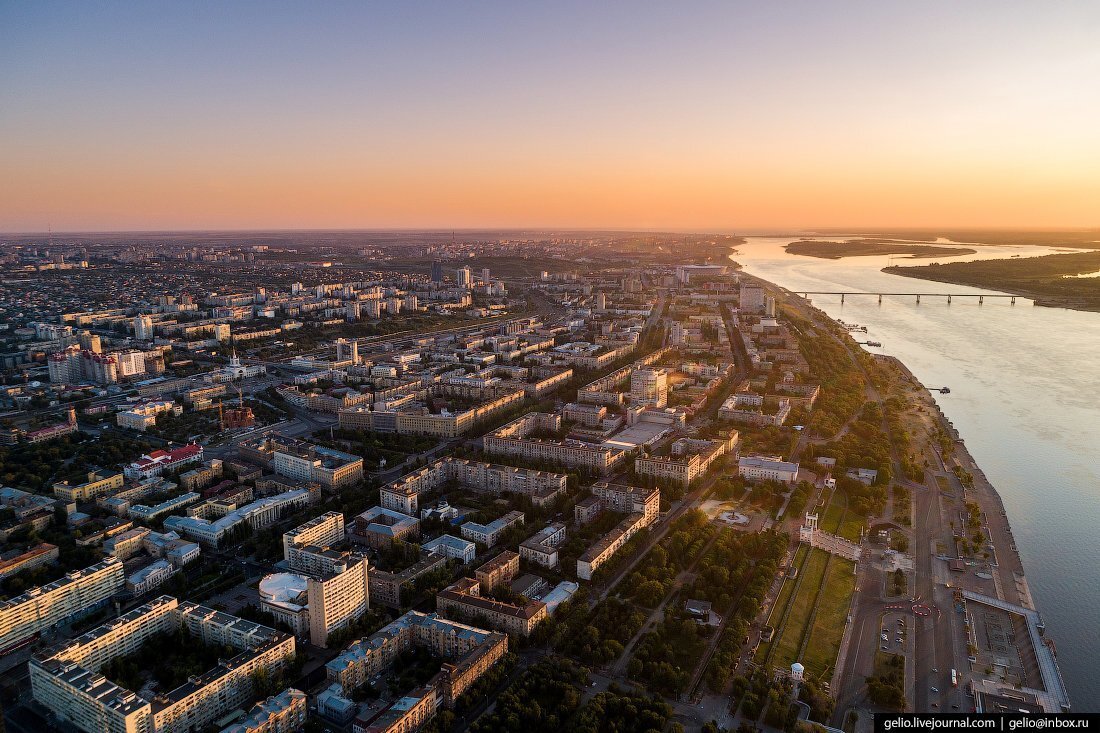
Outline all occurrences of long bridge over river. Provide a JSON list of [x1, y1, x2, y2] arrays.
[[795, 291, 1022, 305]]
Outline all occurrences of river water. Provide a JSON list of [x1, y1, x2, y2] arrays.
[[731, 237, 1100, 710]]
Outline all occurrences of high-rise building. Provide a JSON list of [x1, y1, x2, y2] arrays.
[[481, 267, 491, 283], [431, 260, 444, 283], [739, 284, 766, 314], [630, 368, 668, 408], [335, 338, 359, 365], [134, 315, 154, 341], [214, 323, 232, 342], [78, 331, 101, 353], [595, 293, 607, 310], [346, 301, 361, 321], [457, 266, 472, 289], [115, 350, 146, 378]]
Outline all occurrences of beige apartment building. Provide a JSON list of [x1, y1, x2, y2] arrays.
[[30, 596, 295, 733], [0, 557, 125, 652]]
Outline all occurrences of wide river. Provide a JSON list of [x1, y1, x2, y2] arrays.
[[731, 236, 1100, 710]]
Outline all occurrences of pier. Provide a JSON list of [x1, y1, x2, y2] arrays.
[[796, 291, 1019, 305]]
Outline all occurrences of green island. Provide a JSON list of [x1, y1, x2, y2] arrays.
[[785, 239, 975, 260], [817, 228, 1100, 248], [885, 249, 1100, 312]]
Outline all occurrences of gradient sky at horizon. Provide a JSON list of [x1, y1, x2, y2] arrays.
[[2, 1, 1099, 232]]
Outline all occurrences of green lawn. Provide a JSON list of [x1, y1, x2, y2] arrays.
[[801, 557, 857, 679], [755, 546, 808, 661], [820, 488, 865, 542], [770, 549, 829, 667]]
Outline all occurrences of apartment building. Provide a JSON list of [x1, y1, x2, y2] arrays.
[[222, 688, 307, 733], [368, 554, 449, 610], [52, 471, 125, 502], [591, 482, 660, 524], [436, 577, 547, 637], [269, 438, 364, 489], [483, 412, 626, 473], [380, 457, 567, 517], [575, 483, 660, 581], [635, 432, 739, 488], [460, 511, 525, 548], [351, 507, 421, 550], [421, 535, 476, 565], [474, 551, 519, 593], [178, 460, 224, 492], [326, 611, 507, 703], [0, 557, 125, 652], [30, 596, 295, 733], [0, 543, 59, 581], [259, 553, 370, 647], [103, 528, 152, 560], [630, 367, 668, 408], [519, 523, 566, 568], [283, 511, 345, 569], [718, 395, 791, 427]]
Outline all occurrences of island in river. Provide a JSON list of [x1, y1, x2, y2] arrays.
[[785, 238, 975, 260], [885, 249, 1100, 312]]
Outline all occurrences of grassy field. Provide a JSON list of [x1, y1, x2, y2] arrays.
[[754, 545, 808, 662], [821, 490, 865, 542], [770, 549, 830, 667], [801, 557, 857, 678]]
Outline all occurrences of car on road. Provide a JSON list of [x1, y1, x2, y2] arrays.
[[881, 645, 889, 651], [931, 686, 939, 693], [881, 633, 889, 641]]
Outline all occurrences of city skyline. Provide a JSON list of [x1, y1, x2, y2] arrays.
[[3, 1, 1100, 232]]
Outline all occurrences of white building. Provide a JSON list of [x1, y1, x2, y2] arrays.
[[738, 456, 799, 484]]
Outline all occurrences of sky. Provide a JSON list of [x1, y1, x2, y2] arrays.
[[2, 1, 1099, 233]]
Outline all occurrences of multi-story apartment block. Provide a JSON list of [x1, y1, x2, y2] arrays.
[[576, 483, 660, 581], [116, 399, 182, 431], [178, 459, 224, 492], [630, 367, 668, 408], [283, 511, 345, 567], [483, 412, 626, 473], [718, 395, 791, 427], [0, 543, 59, 581], [367, 553, 449, 610], [0, 557, 125, 655], [436, 577, 547, 637], [337, 384, 524, 438], [326, 611, 507, 705], [474, 551, 519, 593], [350, 507, 420, 550], [421, 535, 476, 565], [53, 470, 125, 502], [380, 458, 567, 516], [266, 438, 363, 489], [591, 482, 660, 523], [103, 528, 152, 560], [635, 432, 739, 488], [460, 511, 525, 548], [222, 688, 307, 733], [30, 596, 295, 733], [519, 522, 566, 568]]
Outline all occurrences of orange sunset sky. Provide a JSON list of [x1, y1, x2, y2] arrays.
[[2, 2, 1099, 232]]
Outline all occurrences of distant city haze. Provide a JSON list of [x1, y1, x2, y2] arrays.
[[2, 1, 1099, 231]]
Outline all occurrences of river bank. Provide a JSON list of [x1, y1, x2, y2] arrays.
[[884, 250, 1100, 313]]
